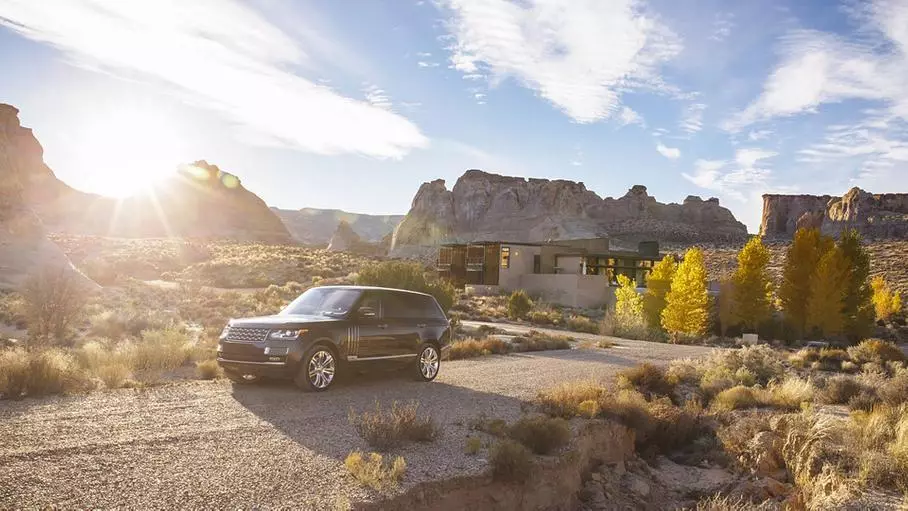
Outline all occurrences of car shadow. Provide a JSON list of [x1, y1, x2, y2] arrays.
[[228, 368, 529, 463]]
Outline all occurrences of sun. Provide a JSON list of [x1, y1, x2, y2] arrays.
[[67, 106, 189, 198]]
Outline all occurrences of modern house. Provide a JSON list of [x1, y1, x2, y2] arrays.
[[437, 237, 663, 308]]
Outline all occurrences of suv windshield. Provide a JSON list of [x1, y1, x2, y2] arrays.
[[280, 288, 362, 317]]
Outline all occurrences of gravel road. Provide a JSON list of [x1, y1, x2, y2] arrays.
[[0, 325, 715, 510]]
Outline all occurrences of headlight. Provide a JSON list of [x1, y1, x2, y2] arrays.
[[219, 325, 230, 339], [269, 329, 308, 340]]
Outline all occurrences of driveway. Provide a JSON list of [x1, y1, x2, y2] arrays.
[[0, 333, 715, 510]]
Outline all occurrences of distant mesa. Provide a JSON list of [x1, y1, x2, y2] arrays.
[[761, 188, 908, 239], [274, 207, 404, 245], [391, 169, 748, 253]]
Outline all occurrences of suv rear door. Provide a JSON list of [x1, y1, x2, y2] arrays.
[[380, 290, 424, 357]]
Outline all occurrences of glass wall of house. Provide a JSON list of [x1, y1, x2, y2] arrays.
[[582, 256, 656, 286]]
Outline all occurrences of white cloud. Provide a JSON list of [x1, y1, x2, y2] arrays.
[[683, 148, 778, 200], [656, 143, 681, 159], [748, 129, 773, 141], [651, 128, 668, 137], [0, 0, 427, 158], [618, 106, 645, 127], [416, 51, 433, 57], [726, 0, 908, 131], [679, 103, 706, 134], [439, 0, 682, 123], [710, 13, 734, 42], [364, 84, 392, 110], [417, 61, 440, 68]]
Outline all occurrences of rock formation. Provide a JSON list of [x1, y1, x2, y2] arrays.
[[762, 188, 908, 239], [274, 207, 403, 245], [0, 103, 290, 242], [391, 170, 748, 252], [0, 104, 94, 289], [326, 221, 362, 252]]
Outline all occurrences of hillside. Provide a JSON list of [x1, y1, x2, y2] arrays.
[[273, 207, 403, 245], [392, 170, 748, 253]]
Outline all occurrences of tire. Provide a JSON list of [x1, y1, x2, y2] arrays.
[[294, 345, 338, 392], [413, 343, 441, 382]]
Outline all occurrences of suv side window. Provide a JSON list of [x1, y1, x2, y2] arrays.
[[419, 295, 445, 320], [357, 292, 381, 319], [382, 292, 419, 320]]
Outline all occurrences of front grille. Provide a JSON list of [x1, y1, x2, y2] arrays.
[[220, 342, 267, 362], [226, 327, 269, 342]]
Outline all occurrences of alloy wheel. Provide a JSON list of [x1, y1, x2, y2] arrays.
[[419, 346, 439, 379], [308, 350, 335, 389]]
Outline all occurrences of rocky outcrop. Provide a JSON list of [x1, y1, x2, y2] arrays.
[[0, 104, 93, 289], [274, 207, 403, 245], [762, 188, 908, 239], [326, 221, 362, 252], [1, 104, 290, 242], [391, 170, 748, 251]]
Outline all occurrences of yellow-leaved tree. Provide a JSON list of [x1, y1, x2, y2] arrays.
[[643, 255, 677, 330], [871, 275, 903, 322], [661, 247, 709, 338], [615, 274, 644, 322], [805, 245, 848, 338], [779, 228, 834, 337], [731, 237, 774, 332]]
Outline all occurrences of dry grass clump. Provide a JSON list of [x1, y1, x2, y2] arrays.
[[536, 380, 606, 418], [616, 363, 674, 399], [511, 330, 573, 352], [789, 348, 849, 371], [712, 386, 761, 412], [507, 416, 571, 455], [847, 339, 906, 365], [693, 346, 785, 398], [195, 359, 223, 380], [344, 451, 406, 491], [599, 310, 655, 341], [489, 439, 534, 482], [850, 404, 908, 491], [445, 337, 509, 360], [0, 348, 90, 399], [130, 328, 194, 375], [349, 401, 440, 450], [464, 436, 482, 455], [695, 494, 781, 510], [565, 315, 598, 333], [762, 377, 814, 411]]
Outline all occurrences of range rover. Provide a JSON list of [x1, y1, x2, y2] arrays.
[[216, 286, 451, 391]]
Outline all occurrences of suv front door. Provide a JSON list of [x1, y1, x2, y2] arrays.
[[350, 291, 396, 359], [380, 291, 428, 356]]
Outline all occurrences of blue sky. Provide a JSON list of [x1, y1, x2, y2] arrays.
[[1, 0, 906, 233]]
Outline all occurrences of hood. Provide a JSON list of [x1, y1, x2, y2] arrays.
[[228, 314, 344, 329]]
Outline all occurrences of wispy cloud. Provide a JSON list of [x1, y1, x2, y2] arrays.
[[683, 148, 778, 200], [363, 84, 392, 110], [618, 106, 645, 127], [679, 103, 706, 135], [439, 0, 682, 123], [656, 143, 681, 159], [748, 129, 773, 141], [0, 0, 427, 158], [725, 0, 908, 131], [417, 61, 440, 68], [710, 12, 735, 42]]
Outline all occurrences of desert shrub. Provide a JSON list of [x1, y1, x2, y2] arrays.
[[847, 391, 879, 412], [617, 363, 674, 399], [695, 494, 780, 511], [344, 451, 406, 491], [489, 439, 533, 482], [445, 338, 509, 360], [712, 385, 760, 411], [89, 310, 172, 340], [878, 371, 908, 406], [850, 404, 908, 491], [762, 377, 814, 410], [22, 265, 90, 346], [355, 260, 455, 312], [666, 358, 704, 386], [465, 436, 482, 455], [848, 339, 906, 365], [716, 414, 773, 461], [0, 348, 89, 398], [816, 376, 864, 405], [600, 310, 652, 341], [75, 340, 135, 389], [195, 359, 222, 380], [507, 416, 571, 455], [536, 380, 605, 418], [0, 291, 27, 329], [349, 401, 439, 450], [596, 390, 706, 454], [527, 305, 562, 326], [511, 330, 572, 352], [577, 399, 600, 418], [95, 362, 131, 389], [565, 314, 598, 333], [130, 328, 193, 375], [507, 290, 533, 320]]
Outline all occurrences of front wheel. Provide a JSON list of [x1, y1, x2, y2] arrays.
[[294, 346, 338, 392], [413, 343, 440, 382]]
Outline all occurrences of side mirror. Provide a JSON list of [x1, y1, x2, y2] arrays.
[[358, 307, 377, 319]]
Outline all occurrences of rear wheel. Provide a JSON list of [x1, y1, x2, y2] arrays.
[[294, 346, 337, 392], [413, 343, 440, 382]]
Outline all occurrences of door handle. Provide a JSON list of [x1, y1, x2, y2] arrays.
[[417, 323, 427, 328]]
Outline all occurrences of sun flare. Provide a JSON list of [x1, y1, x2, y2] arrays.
[[67, 106, 188, 198]]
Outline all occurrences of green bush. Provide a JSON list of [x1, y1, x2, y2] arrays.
[[507, 290, 533, 320], [507, 416, 571, 454], [355, 261, 455, 312]]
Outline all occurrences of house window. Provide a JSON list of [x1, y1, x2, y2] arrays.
[[533, 255, 541, 273], [500, 247, 510, 269]]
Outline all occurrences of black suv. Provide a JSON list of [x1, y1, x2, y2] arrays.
[[217, 286, 451, 391]]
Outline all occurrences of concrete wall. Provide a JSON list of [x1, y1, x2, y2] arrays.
[[555, 255, 583, 274], [517, 273, 614, 308], [498, 244, 541, 290]]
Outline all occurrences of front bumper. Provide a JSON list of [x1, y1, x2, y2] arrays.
[[217, 357, 293, 378]]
